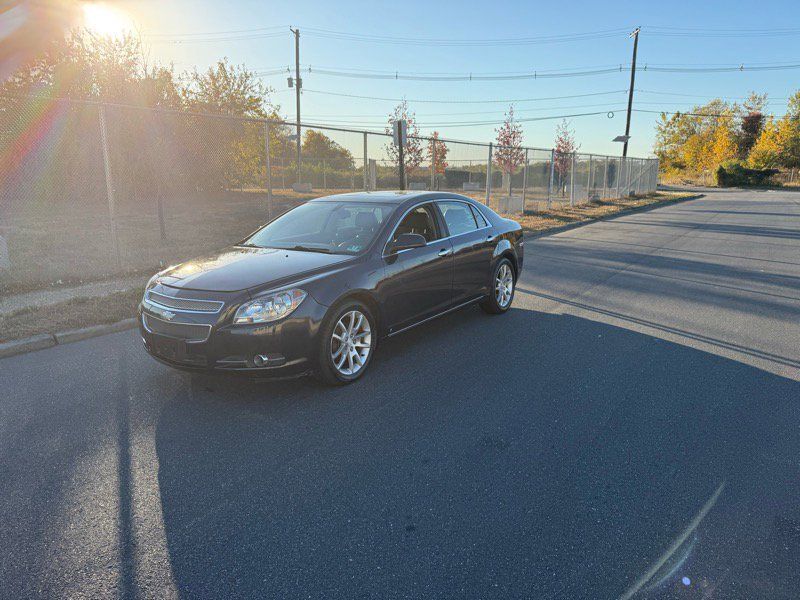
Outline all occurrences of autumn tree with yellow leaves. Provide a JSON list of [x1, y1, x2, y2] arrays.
[[654, 91, 800, 182]]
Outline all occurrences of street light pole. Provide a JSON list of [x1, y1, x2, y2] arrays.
[[622, 27, 640, 158]]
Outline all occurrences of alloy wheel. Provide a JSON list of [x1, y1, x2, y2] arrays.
[[331, 310, 372, 376], [495, 263, 514, 308]]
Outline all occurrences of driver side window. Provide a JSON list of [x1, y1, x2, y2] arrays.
[[392, 204, 440, 244]]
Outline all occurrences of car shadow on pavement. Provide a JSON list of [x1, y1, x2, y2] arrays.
[[153, 306, 800, 599]]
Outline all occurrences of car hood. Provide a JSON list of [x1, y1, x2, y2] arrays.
[[159, 246, 353, 292]]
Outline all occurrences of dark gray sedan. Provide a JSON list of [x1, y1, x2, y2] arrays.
[[139, 191, 523, 384]]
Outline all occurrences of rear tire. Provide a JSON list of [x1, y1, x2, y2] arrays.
[[315, 300, 377, 386], [480, 258, 515, 314]]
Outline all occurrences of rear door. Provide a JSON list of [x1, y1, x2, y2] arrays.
[[435, 200, 495, 303], [380, 203, 455, 333]]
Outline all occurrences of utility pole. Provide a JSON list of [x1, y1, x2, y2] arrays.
[[622, 27, 640, 158], [290, 27, 301, 183]]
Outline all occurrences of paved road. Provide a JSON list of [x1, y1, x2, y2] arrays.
[[2, 188, 799, 599]]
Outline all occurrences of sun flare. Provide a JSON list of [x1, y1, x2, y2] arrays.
[[81, 2, 132, 36]]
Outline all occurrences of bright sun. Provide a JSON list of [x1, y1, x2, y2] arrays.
[[82, 2, 132, 36]]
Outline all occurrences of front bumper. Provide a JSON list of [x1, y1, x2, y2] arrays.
[[139, 292, 328, 377]]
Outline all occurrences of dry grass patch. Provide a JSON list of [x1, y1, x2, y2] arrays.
[[0, 288, 142, 343], [516, 191, 696, 235]]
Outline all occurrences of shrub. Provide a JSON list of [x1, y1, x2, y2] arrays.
[[715, 160, 779, 187]]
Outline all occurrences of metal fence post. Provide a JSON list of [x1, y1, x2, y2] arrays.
[[485, 143, 493, 205], [603, 156, 609, 199], [587, 154, 593, 200], [547, 149, 555, 209], [616, 158, 622, 199], [521, 148, 529, 213], [98, 104, 121, 268], [265, 121, 273, 220], [655, 159, 660, 190], [430, 137, 436, 190], [363, 132, 368, 191], [569, 152, 576, 207]]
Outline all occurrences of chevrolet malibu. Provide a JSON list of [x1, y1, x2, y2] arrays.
[[139, 191, 523, 385]]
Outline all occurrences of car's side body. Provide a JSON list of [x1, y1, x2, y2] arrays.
[[139, 191, 523, 378]]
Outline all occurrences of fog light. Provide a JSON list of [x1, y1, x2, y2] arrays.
[[252, 354, 286, 367]]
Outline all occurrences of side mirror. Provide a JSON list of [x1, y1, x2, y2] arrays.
[[389, 233, 427, 254]]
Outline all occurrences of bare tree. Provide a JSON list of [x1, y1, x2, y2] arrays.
[[385, 100, 423, 182], [553, 119, 579, 196], [494, 106, 525, 197]]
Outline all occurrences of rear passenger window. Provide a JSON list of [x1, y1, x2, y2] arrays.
[[439, 201, 479, 237], [470, 204, 488, 228]]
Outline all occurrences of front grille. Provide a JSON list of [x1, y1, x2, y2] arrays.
[[146, 291, 224, 313], [142, 314, 211, 342]]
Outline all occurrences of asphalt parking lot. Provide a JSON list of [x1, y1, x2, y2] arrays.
[[2, 188, 799, 599]]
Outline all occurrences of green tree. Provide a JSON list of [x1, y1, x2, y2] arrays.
[[302, 130, 354, 169], [182, 58, 272, 118], [180, 59, 278, 190]]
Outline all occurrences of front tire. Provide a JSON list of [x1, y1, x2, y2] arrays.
[[480, 258, 515, 314], [315, 300, 377, 386]]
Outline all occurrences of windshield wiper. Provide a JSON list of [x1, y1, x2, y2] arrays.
[[285, 245, 334, 254]]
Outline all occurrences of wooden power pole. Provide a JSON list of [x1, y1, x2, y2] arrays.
[[622, 27, 640, 158]]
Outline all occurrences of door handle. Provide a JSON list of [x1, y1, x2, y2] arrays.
[[486, 235, 495, 241], [438, 248, 451, 257]]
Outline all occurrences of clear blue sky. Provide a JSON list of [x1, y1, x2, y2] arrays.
[[121, 0, 800, 157]]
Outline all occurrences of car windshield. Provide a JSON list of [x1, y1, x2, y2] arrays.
[[241, 201, 393, 255]]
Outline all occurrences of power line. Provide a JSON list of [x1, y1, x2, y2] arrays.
[[300, 88, 629, 104], [301, 26, 631, 46], [633, 108, 783, 119], [305, 110, 623, 129], [144, 25, 287, 38], [645, 25, 800, 38], [301, 99, 730, 119], [147, 32, 288, 44], [142, 25, 632, 46], [636, 88, 791, 101], [252, 61, 800, 82], [303, 65, 627, 81]]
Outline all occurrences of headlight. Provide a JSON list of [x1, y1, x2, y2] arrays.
[[233, 289, 307, 324]]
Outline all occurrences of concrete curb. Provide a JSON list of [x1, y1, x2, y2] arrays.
[[524, 194, 705, 241], [0, 318, 137, 360], [0, 334, 56, 359], [54, 318, 138, 345]]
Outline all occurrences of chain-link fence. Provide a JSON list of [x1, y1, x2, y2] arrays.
[[0, 97, 658, 294]]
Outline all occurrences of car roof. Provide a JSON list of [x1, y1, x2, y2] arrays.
[[309, 191, 477, 206]]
